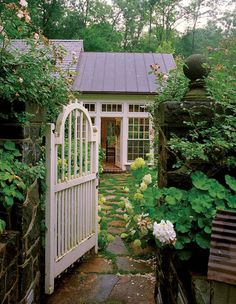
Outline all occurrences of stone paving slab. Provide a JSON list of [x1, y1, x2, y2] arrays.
[[108, 227, 126, 235], [76, 256, 113, 274], [116, 256, 153, 273], [108, 220, 125, 227], [108, 274, 156, 304], [46, 274, 120, 304], [106, 236, 129, 255]]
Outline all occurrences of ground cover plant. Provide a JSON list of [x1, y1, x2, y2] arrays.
[[119, 158, 236, 261]]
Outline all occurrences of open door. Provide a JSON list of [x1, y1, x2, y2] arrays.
[[101, 117, 122, 170], [115, 118, 121, 168]]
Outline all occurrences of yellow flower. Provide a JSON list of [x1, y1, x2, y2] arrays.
[[134, 192, 144, 201], [98, 194, 106, 205], [130, 158, 145, 170], [133, 239, 142, 247]]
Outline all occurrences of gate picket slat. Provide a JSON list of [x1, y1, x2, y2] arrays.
[[81, 113, 84, 176], [61, 190, 66, 255], [85, 120, 88, 174], [61, 130, 65, 182], [45, 103, 98, 295], [56, 192, 59, 258], [72, 186, 74, 247], [68, 112, 72, 179], [74, 110, 78, 177]]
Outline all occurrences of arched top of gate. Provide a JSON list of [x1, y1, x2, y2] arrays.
[[54, 101, 95, 142]]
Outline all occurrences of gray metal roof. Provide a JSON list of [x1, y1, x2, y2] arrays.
[[73, 52, 175, 94], [9, 40, 83, 71]]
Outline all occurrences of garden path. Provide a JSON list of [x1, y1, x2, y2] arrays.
[[45, 173, 156, 304]]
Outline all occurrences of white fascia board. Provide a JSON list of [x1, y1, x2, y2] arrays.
[[77, 94, 155, 103]]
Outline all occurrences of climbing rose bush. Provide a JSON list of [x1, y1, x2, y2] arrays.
[[153, 220, 176, 245]]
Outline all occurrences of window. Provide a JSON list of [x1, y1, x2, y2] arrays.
[[102, 104, 122, 112], [129, 104, 147, 112], [84, 103, 95, 112], [127, 118, 150, 161]]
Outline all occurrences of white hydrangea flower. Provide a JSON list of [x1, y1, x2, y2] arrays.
[[19, 0, 28, 7], [140, 182, 147, 192], [153, 220, 176, 245], [142, 174, 152, 185], [17, 10, 24, 19]]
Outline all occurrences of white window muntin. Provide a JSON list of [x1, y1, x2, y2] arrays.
[[101, 103, 123, 112]]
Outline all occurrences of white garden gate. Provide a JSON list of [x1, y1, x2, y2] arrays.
[[45, 102, 98, 294]]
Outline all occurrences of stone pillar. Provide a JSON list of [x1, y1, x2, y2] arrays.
[[157, 54, 214, 189], [0, 232, 20, 303], [0, 102, 44, 303]]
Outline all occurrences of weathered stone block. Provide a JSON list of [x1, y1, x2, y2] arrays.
[[8, 281, 19, 303], [1, 232, 19, 269], [19, 257, 33, 297], [6, 261, 18, 293], [0, 272, 6, 303]]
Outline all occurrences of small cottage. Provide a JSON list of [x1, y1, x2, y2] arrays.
[[72, 42, 175, 171]]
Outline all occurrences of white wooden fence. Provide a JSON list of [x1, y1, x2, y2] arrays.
[[45, 102, 98, 294]]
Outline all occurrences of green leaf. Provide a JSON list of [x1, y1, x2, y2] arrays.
[[191, 171, 211, 191], [167, 187, 183, 201], [208, 179, 227, 199], [165, 195, 176, 205], [177, 250, 192, 260], [225, 175, 236, 192], [3, 141, 16, 151], [226, 195, 236, 209], [0, 219, 6, 234], [4, 196, 14, 207], [204, 226, 212, 234], [195, 233, 210, 249]]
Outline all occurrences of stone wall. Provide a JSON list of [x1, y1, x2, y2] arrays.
[[155, 55, 236, 303], [0, 231, 20, 304], [0, 103, 43, 303], [18, 180, 41, 304], [155, 250, 236, 304], [157, 98, 214, 189]]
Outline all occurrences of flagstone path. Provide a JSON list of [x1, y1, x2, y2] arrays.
[[46, 173, 156, 304]]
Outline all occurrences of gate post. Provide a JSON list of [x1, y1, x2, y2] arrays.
[[93, 126, 99, 253], [45, 123, 56, 294]]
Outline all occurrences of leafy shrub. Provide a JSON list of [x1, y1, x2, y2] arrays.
[[121, 158, 236, 260], [0, 141, 45, 231], [155, 171, 236, 259]]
